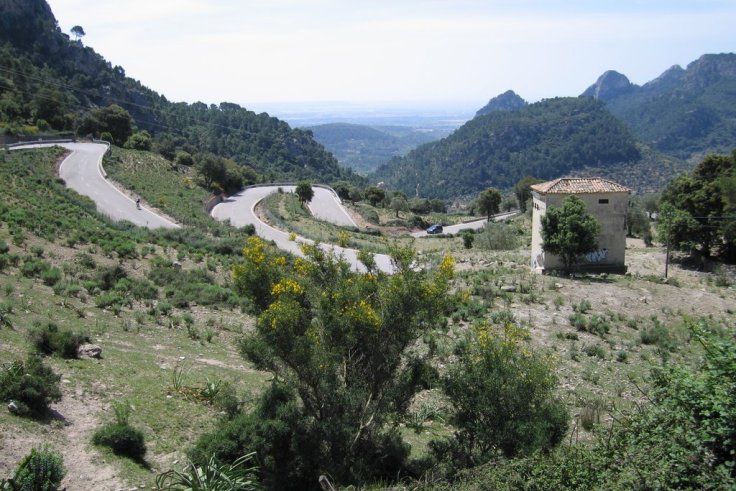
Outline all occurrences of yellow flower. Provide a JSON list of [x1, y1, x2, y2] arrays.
[[439, 255, 455, 277], [242, 236, 266, 265], [288, 232, 297, 241], [273, 256, 287, 267], [271, 278, 304, 297]]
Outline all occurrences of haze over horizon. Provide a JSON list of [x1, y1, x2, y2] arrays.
[[46, 0, 736, 113]]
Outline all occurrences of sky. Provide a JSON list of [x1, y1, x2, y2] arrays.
[[46, 0, 736, 111]]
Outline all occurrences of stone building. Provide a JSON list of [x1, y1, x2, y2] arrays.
[[530, 177, 630, 274]]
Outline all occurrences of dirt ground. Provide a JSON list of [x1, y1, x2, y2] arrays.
[[0, 379, 130, 491]]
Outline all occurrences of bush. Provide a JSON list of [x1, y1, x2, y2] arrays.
[[92, 403, 146, 461], [0, 356, 61, 417], [476, 222, 519, 250], [28, 322, 89, 359], [41, 268, 62, 287], [435, 322, 568, 472], [7, 446, 65, 491], [461, 230, 475, 249]]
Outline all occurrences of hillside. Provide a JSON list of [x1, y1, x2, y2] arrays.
[[372, 97, 645, 199], [307, 122, 445, 174], [0, 0, 359, 185], [582, 53, 736, 158], [475, 90, 527, 117]]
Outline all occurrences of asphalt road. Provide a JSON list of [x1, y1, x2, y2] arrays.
[[211, 185, 395, 273], [11, 142, 178, 229], [411, 211, 519, 237]]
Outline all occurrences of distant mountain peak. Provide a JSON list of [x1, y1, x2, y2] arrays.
[[682, 53, 736, 89], [475, 90, 527, 117], [581, 70, 635, 102]]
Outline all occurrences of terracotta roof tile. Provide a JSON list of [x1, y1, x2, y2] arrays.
[[530, 177, 630, 194]]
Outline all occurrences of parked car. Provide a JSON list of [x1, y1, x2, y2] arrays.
[[426, 224, 443, 234]]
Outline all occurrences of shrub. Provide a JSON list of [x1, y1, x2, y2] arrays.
[[7, 446, 65, 491], [461, 230, 475, 249], [41, 268, 62, 287], [476, 222, 519, 250], [155, 453, 259, 491], [28, 322, 89, 359], [574, 299, 592, 314], [0, 356, 61, 417], [435, 322, 568, 471], [584, 344, 606, 359], [0, 240, 9, 254], [92, 403, 146, 461]]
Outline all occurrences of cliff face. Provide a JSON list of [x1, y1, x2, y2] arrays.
[[581, 70, 636, 102]]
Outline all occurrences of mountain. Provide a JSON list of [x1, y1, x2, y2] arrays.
[[582, 53, 736, 158], [372, 97, 644, 199], [475, 90, 527, 117], [0, 0, 360, 185], [580, 71, 635, 101], [307, 123, 447, 175]]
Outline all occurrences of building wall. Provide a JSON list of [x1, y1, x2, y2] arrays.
[[531, 191, 629, 272]]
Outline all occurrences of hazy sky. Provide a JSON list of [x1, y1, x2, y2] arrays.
[[46, 0, 735, 109]]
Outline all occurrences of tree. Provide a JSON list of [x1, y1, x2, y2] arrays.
[[514, 176, 541, 212], [389, 194, 409, 218], [124, 130, 152, 151], [626, 199, 652, 244], [477, 187, 502, 222], [295, 181, 314, 204], [365, 186, 385, 207], [70, 25, 85, 41], [541, 195, 600, 270], [196, 153, 227, 190], [208, 243, 455, 488], [658, 153, 736, 260], [92, 104, 133, 145]]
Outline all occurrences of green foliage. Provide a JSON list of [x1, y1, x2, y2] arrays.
[[294, 181, 314, 204], [198, 243, 454, 488], [389, 193, 409, 218], [309, 122, 443, 175], [124, 130, 153, 151], [434, 322, 568, 471], [477, 187, 502, 221], [658, 152, 736, 261], [431, 320, 736, 490], [514, 176, 541, 212], [373, 97, 641, 199], [0, 16, 360, 186], [541, 196, 601, 270], [461, 229, 475, 249], [5, 447, 65, 491], [365, 186, 386, 207], [155, 453, 260, 491], [28, 322, 89, 359], [602, 53, 736, 158], [0, 355, 61, 418], [475, 221, 520, 250], [92, 403, 147, 461]]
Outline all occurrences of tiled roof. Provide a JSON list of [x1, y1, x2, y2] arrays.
[[530, 177, 630, 194]]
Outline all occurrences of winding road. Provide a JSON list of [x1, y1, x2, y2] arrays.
[[12, 142, 513, 274], [212, 186, 395, 273], [10, 142, 178, 229]]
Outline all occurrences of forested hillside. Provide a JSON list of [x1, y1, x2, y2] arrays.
[[307, 122, 444, 174], [372, 97, 643, 199], [0, 0, 359, 184], [583, 53, 736, 158]]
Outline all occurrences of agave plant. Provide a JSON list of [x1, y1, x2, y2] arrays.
[[155, 453, 260, 491]]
